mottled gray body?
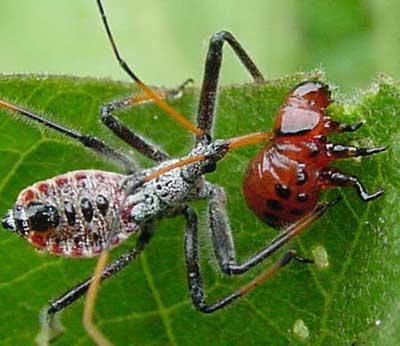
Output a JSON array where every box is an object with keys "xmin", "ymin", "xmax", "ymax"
[{"xmin": 4, "ymin": 141, "xmax": 227, "ymax": 257}]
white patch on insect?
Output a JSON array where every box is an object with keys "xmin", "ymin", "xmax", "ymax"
[
  {"xmin": 292, "ymin": 319, "xmax": 310, "ymax": 339},
  {"xmin": 2, "ymin": 209, "xmax": 16, "ymax": 231},
  {"xmin": 312, "ymin": 244, "xmax": 329, "ymax": 269}
]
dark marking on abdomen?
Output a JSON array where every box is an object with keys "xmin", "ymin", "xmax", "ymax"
[
  {"xmin": 64, "ymin": 201, "xmax": 76, "ymax": 226},
  {"xmin": 96, "ymin": 195, "xmax": 109, "ymax": 216},
  {"xmin": 275, "ymin": 184, "xmax": 291, "ymax": 199},
  {"xmin": 266, "ymin": 199, "xmax": 283, "ymax": 211},
  {"xmin": 81, "ymin": 198, "xmax": 94, "ymax": 223}
]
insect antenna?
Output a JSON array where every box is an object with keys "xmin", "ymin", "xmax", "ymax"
[{"xmin": 95, "ymin": 0, "xmax": 203, "ymax": 136}]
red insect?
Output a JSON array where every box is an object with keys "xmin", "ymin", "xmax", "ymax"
[{"xmin": 244, "ymin": 81, "xmax": 385, "ymax": 227}]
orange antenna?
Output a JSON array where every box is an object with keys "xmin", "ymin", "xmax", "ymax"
[{"xmin": 96, "ymin": 0, "xmax": 203, "ymax": 136}]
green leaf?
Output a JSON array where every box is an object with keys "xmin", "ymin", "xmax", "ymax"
[{"xmin": 0, "ymin": 72, "xmax": 398, "ymax": 346}]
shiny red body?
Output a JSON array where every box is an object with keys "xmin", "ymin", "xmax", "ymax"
[{"xmin": 243, "ymin": 82, "xmax": 344, "ymax": 227}]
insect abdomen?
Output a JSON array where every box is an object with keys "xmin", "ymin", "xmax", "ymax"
[
  {"xmin": 243, "ymin": 146, "xmax": 321, "ymax": 228},
  {"xmin": 11, "ymin": 170, "xmax": 138, "ymax": 257}
]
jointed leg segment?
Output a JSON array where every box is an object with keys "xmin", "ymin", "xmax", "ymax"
[
  {"xmin": 100, "ymin": 79, "xmax": 194, "ymax": 162},
  {"xmin": 204, "ymin": 184, "xmax": 340, "ymax": 275},
  {"xmin": 101, "ymin": 99, "xmax": 169, "ymax": 162},
  {"xmin": 326, "ymin": 142, "xmax": 386, "ymax": 159},
  {"xmin": 321, "ymin": 167, "xmax": 384, "ymax": 201},
  {"xmin": 0, "ymin": 99, "xmax": 136, "ymax": 173},
  {"xmin": 197, "ymin": 31, "xmax": 265, "ymax": 140},
  {"xmin": 182, "ymin": 204, "xmax": 320, "ymax": 313},
  {"xmin": 40, "ymin": 226, "xmax": 154, "ymax": 343}
]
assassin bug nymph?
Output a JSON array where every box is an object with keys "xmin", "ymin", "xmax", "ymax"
[{"xmin": 0, "ymin": 0, "xmax": 386, "ymax": 344}]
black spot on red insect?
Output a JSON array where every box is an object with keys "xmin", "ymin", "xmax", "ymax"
[
  {"xmin": 290, "ymin": 208, "xmax": 305, "ymax": 216},
  {"xmin": 266, "ymin": 199, "xmax": 283, "ymax": 211},
  {"xmin": 296, "ymin": 193, "xmax": 308, "ymax": 202},
  {"xmin": 243, "ymin": 80, "xmax": 382, "ymax": 228},
  {"xmin": 275, "ymin": 184, "xmax": 291, "ymax": 199},
  {"xmin": 263, "ymin": 212, "xmax": 281, "ymax": 228}
]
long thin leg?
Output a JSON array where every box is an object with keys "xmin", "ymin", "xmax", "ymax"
[
  {"xmin": 197, "ymin": 31, "xmax": 265, "ymax": 141},
  {"xmin": 100, "ymin": 79, "xmax": 193, "ymax": 163},
  {"xmin": 0, "ymin": 99, "xmax": 136, "ymax": 173},
  {"xmin": 96, "ymin": 0, "xmax": 202, "ymax": 136},
  {"xmin": 183, "ymin": 206, "xmax": 312, "ymax": 313},
  {"xmin": 320, "ymin": 167, "xmax": 384, "ymax": 201},
  {"xmin": 202, "ymin": 183, "xmax": 341, "ymax": 275},
  {"xmin": 37, "ymin": 226, "xmax": 154, "ymax": 343},
  {"xmin": 101, "ymin": 99, "xmax": 169, "ymax": 162}
]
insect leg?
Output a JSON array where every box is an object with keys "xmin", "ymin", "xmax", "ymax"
[
  {"xmin": 37, "ymin": 226, "xmax": 153, "ymax": 343},
  {"xmin": 182, "ymin": 205, "xmax": 311, "ymax": 313},
  {"xmin": 0, "ymin": 99, "xmax": 136, "ymax": 173},
  {"xmin": 203, "ymin": 183, "xmax": 340, "ymax": 275},
  {"xmin": 326, "ymin": 119, "xmax": 364, "ymax": 133},
  {"xmin": 96, "ymin": 0, "xmax": 202, "ymax": 136},
  {"xmin": 197, "ymin": 31, "xmax": 265, "ymax": 142},
  {"xmin": 100, "ymin": 78, "xmax": 194, "ymax": 162},
  {"xmin": 320, "ymin": 167, "xmax": 384, "ymax": 201},
  {"xmin": 326, "ymin": 142, "xmax": 387, "ymax": 159}
]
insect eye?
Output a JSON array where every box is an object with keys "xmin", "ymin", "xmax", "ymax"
[{"xmin": 26, "ymin": 202, "xmax": 60, "ymax": 232}]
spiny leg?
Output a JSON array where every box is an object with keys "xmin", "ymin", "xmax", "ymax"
[
  {"xmin": 101, "ymin": 99, "xmax": 169, "ymax": 163},
  {"xmin": 197, "ymin": 30, "xmax": 265, "ymax": 142},
  {"xmin": 182, "ymin": 206, "xmax": 313, "ymax": 313},
  {"xmin": 320, "ymin": 167, "xmax": 384, "ymax": 201},
  {"xmin": 100, "ymin": 79, "xmax": 193, "ymax": 163},
  {"xmin": 0, "ymin": 99, "xmax": 136, "ymax": 173},
  {"xmin": 36, "ymin": 227, "xmax": 154, "ymax": 344},
  {"xmin": 96, "ymin": 0, "xmax": 202, "ymax": 136},
  {"xmin": 203, "ymin": 184, "xmax": 341, "ymax": 275}
]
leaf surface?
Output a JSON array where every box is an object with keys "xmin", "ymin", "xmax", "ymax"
[{"xmin": 0, "ymin": 73, "xmax": 398, "ymax": 345}]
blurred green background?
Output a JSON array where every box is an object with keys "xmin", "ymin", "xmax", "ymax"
[{"xmin": 0, "ymin": 0, "xmax": 399, "ymax": 92}]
